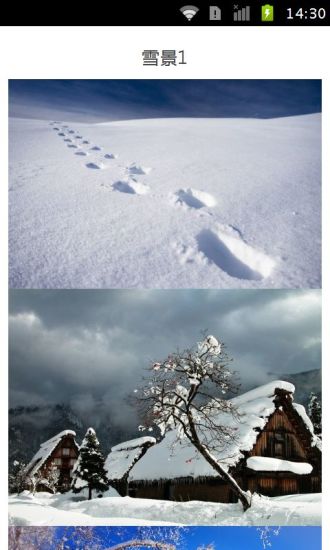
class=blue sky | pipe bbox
[9,80,321,122]
[50,526,321,549]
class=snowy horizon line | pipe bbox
[9,111,322,125]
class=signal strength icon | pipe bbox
[180,5,199,21]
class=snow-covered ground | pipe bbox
[8,491,321,527]
[9,115,320,288]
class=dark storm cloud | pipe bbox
[9,290,321,430]
[9,80,321,122]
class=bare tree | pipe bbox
[108,540,175,550]
[136,334,251,511]
[47,466,61,494]
[257,527,281,549]
[26,470,46,495]
[8,526,281,550]
[9,526,57,550]
[8,526,186,550]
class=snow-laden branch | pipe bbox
[106,540,175,550]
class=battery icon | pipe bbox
[261,4,274,21]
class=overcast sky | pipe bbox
[9,289,321,429]
[9,80,321,121]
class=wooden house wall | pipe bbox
[246,474,298,497]
[37,435,79,492]
[130,477,241,503]
[251,409,307,460]
[132,470,318,503]
[311,475,321,492]
[166,480,233,502]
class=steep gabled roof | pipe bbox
[129,381,320,482]
[25,430,77,478]
[105,436,156,482]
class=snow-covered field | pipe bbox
[9,115,320,289]
[8,491,321,527]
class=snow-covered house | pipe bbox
[24,430,79,493]
[126,381,321,502]
[105,436,156,495]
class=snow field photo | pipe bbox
[9,114,320,289]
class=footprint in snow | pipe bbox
[127,163,152,175]
[64,138,72,142]
[172,242,207,266]
[104,153,118,159]
[75,135,83,139]
[82,140,90,144]
[195,225,276,281]
[53,127,60,131]
[112,180,149,195]
[68,144,78,149]
[75,151,89,156]
[86,162,107,169]
[174,188,217,210]
[58,132,65,136]
[68,130,75,134]
[90,146,102,151]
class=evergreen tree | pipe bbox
[307,392,322,436]
[72,427,109,500]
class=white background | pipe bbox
[0,25,328,549]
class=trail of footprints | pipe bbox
[49,121,276,282]
[49,121,151,195]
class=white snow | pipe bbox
[9,114,321,289]
[175,188,217,208]
[111,437,156,452]
[232,381,295,406]
[246,456,313,475]
[293,403,322,449]
[25,430,77,477]
[106,437,156,481]
[214,224,276,278]
[8,491,321,526]
[198,334,222,356]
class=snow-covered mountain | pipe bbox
[9,114,321,289]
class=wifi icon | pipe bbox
[180,5,199,21]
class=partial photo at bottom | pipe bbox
[8,526,322,549]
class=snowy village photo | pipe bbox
[9,289,322,528]
[9,79,321,290]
